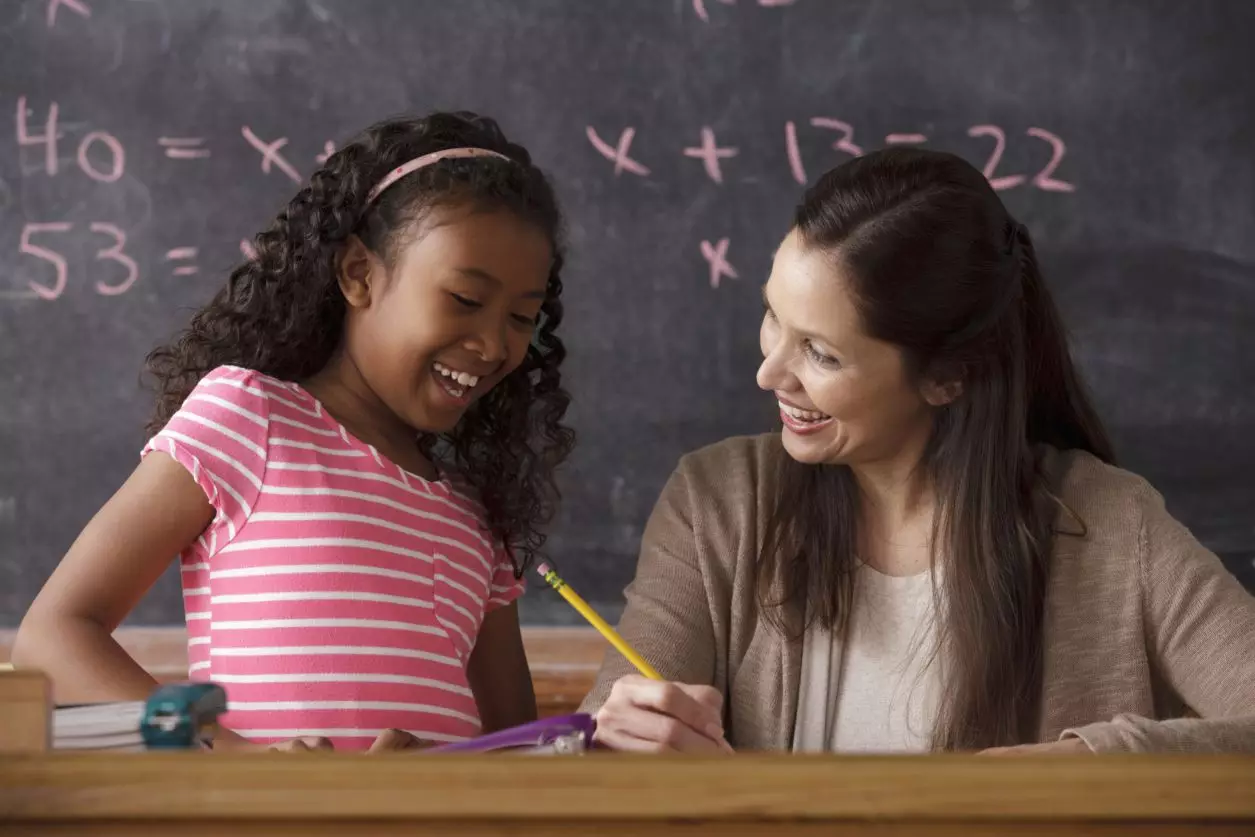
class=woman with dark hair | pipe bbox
[581,148,1255,754]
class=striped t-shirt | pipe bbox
[141,365,524,750]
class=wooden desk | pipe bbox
[1,752,1253,835]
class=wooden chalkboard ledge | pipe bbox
[0,626,605,717]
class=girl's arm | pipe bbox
[466,601,537,732]
[11,453,212,704]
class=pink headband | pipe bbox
[365,147,511,206]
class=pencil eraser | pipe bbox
[537,562,552,576]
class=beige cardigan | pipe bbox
[580,434,1255,753]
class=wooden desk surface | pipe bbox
[2,753,1253,836]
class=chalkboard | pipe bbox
[2,0,1253,629]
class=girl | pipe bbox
[13,111,574,752]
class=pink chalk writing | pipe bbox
[316,140,336,164]
[165,247,199,276]
[90,223,138,296]
[700,238,738,289]
[76,131,125,183]
[159,137,210,160]
[786,118,864,184]
[585,126,650,177]
[19,223,72,300]
[885,133,927,144]
[784,121,806,185]
[1026,127,1075,193]
[16,97,127,182]
[239,239,258,261]
[967,125,1025,191]
[811,117,864,158]
[241,126,301,183]
[16,97,60,176]
[46,0,90,28]
[683,126,738,184]
[695,0,795,21]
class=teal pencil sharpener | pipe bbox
[140,682,228,750]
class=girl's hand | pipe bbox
[211,727,334,753]
[265,736,335,753]
[368,728,433,752]
[977,738,1091,756]
[594,674,734,754]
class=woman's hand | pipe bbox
[977,738,1091,756]
[594,674,734,754]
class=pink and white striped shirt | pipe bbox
[141,365,524,750]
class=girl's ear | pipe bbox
[338,235,377,309]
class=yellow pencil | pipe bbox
[536,562,662,680]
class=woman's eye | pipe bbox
[450,293,482,309]
[511,313,539,327]
[803,340,839,367]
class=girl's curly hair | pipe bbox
[144,111,574,577]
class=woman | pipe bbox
[580,148,1255,755]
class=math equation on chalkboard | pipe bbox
[5,0,1077,303]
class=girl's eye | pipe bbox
[450,293,482,309]
[511,313,539,327]
[803,340,839,367]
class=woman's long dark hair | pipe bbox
[757,148,1115,750]
[144,112,574,576]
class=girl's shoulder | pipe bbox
[194,364,293,396]
[184,365,313,416]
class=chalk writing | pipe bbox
[1026,127,1075,193]
[159,137,210,160]
[12,223,138,299]
[89,223,138,296]
[16,97,126,182]
[885,133,927,145]
[19,222,72,300]
[46,0,90,28]
[241,126,301,183]
[165,247,199,276]
[967,125,1075,192]
[967,125,1025,191]
[701,238,738,288]
[16,97,60,176]
[585,126,650,177]
[683,126,738,184]
[581,118,1075,288]
[76,131,125,183]
[4,105,1078,306]
[694,0,795,23]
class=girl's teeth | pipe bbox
[433,362,479,389]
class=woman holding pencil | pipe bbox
[578,148,1255,755]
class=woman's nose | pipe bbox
[756,344,795,393]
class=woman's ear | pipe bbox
[338,235,378,309]
[921,377,963,407]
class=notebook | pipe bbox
[52,701,147,751]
